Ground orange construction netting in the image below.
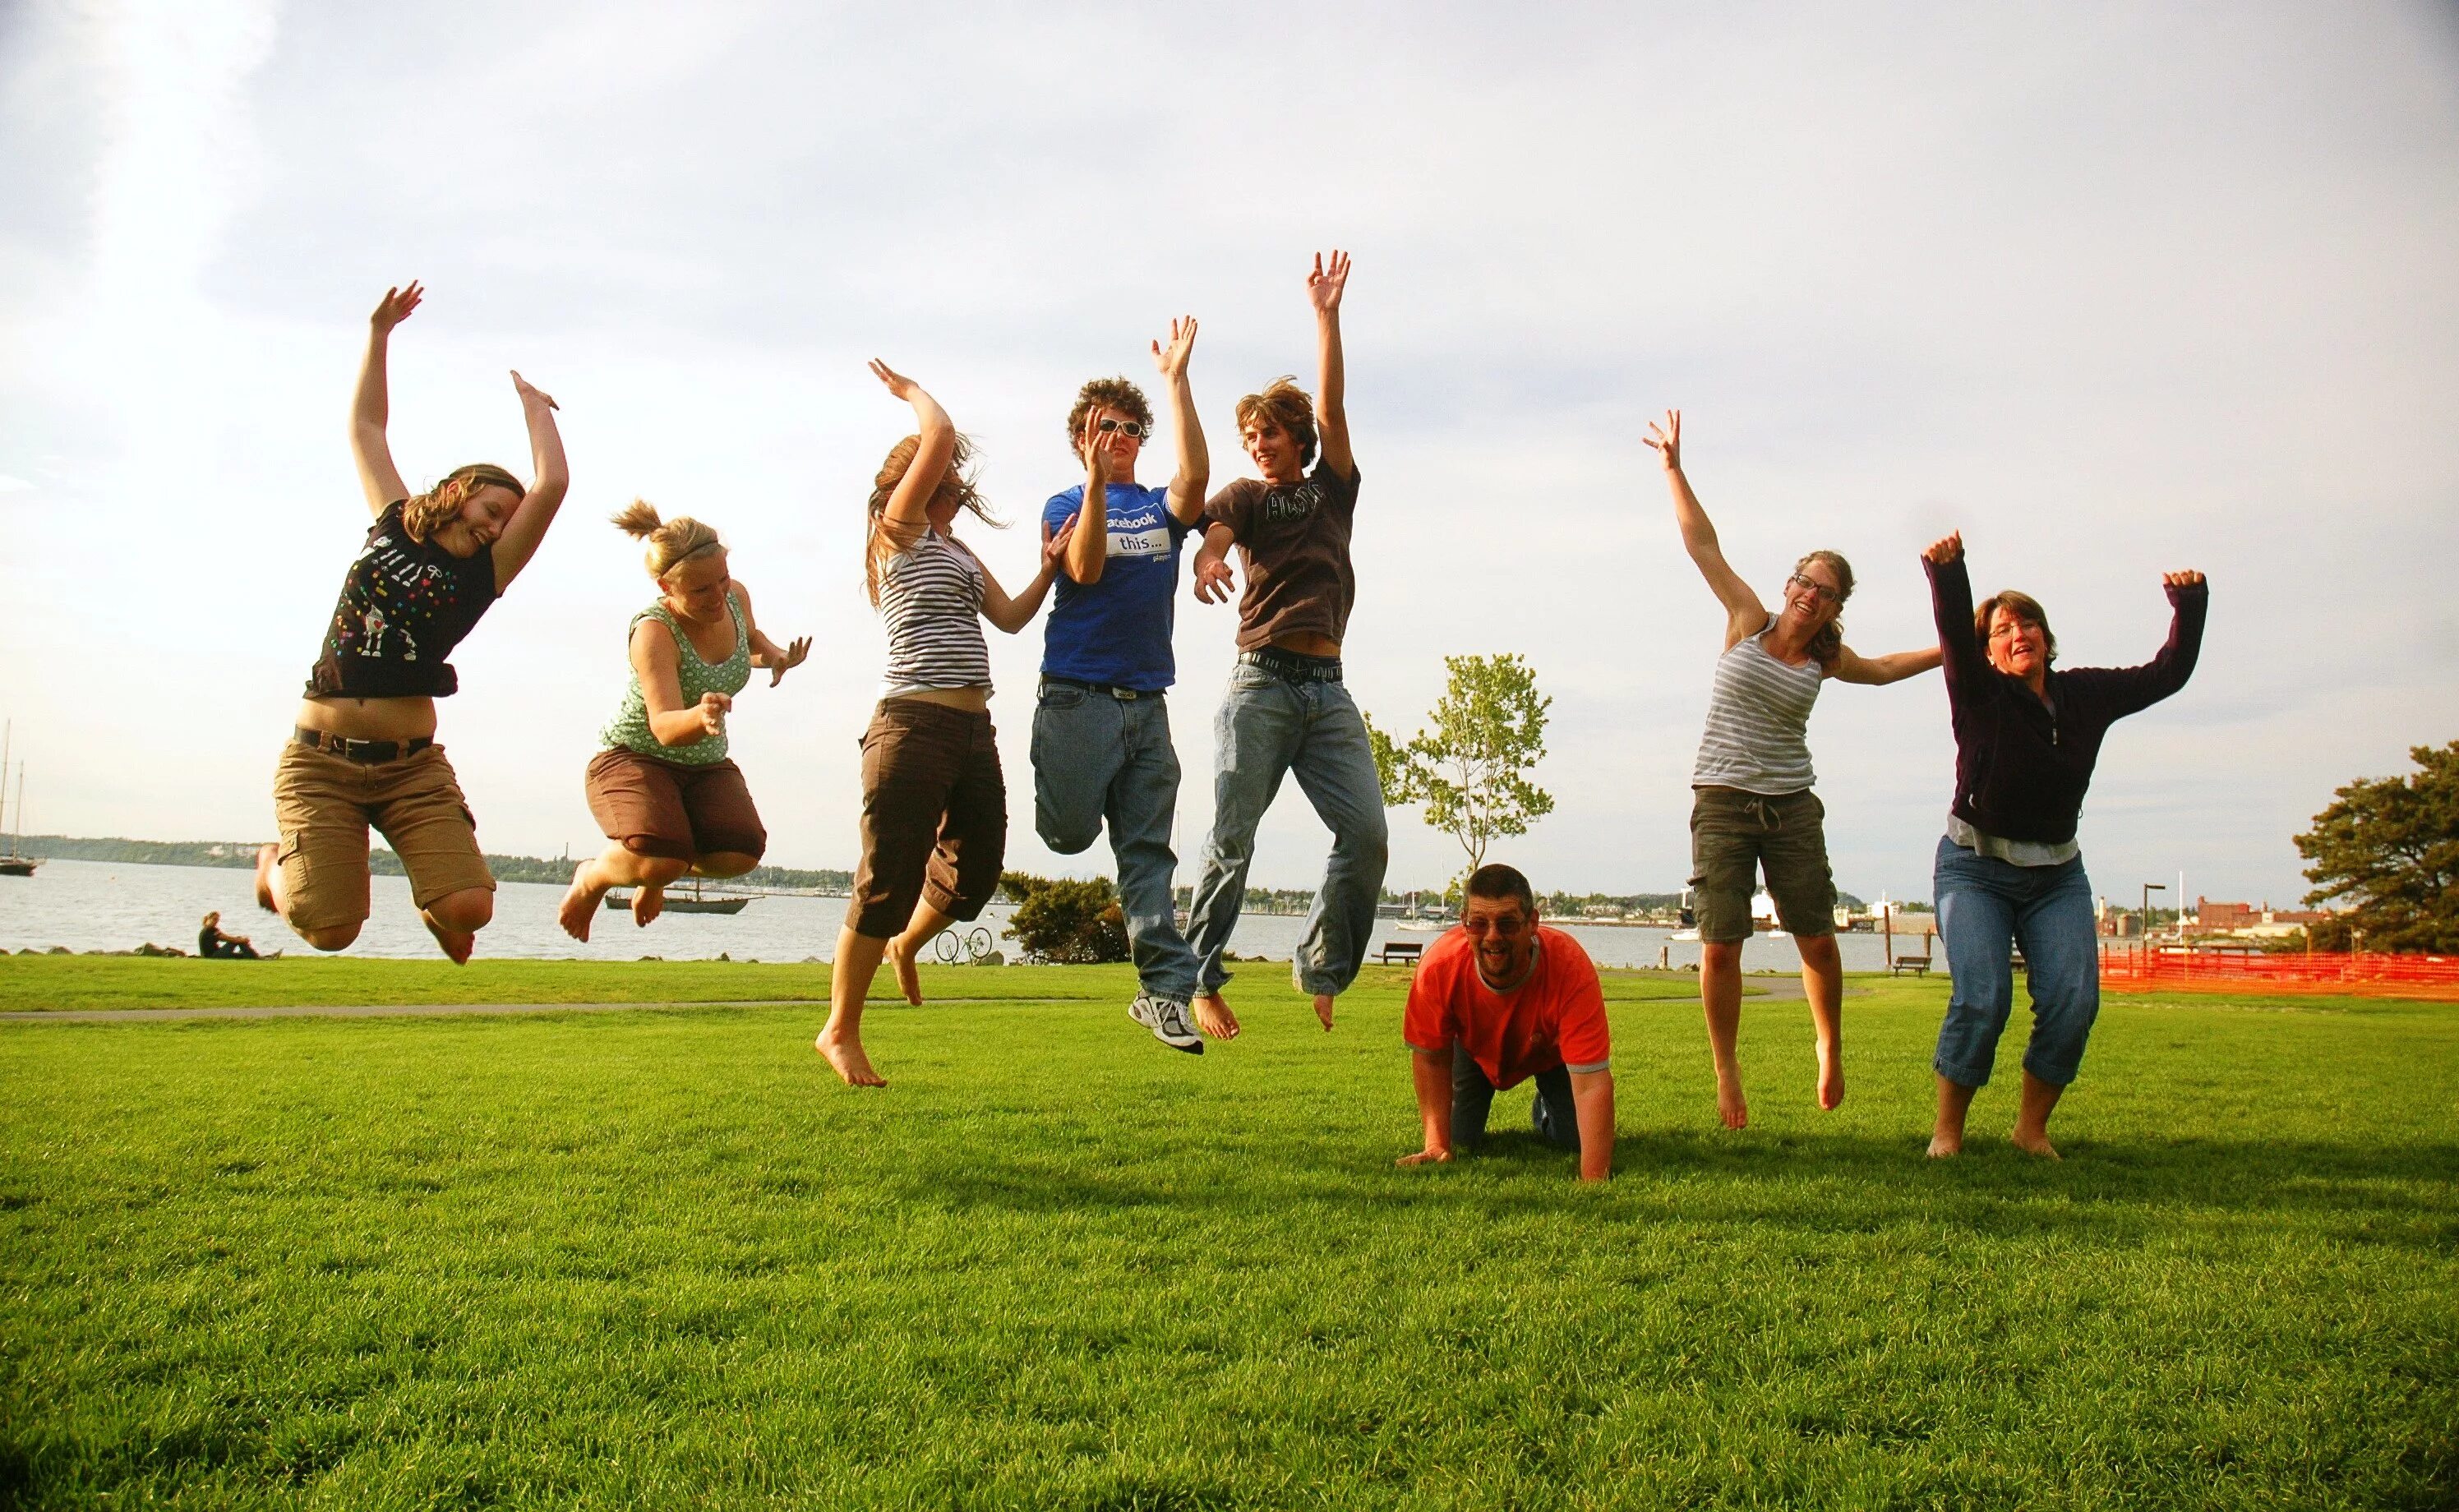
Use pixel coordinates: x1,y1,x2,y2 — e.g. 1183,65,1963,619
2098,945,2459,1000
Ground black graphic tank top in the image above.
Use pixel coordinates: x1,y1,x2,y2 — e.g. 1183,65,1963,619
303,500,501,698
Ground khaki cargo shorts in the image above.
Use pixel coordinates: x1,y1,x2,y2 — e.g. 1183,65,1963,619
272,740,495,933
1689,786,1837,943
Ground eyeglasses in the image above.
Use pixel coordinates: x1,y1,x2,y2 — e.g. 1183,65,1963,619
1096,418,1149,439
1987,619,2041,641
1788,573,1841,605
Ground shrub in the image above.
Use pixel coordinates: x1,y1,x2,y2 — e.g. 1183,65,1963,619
998,873,1130,964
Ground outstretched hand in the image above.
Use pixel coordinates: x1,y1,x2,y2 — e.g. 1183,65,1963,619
371,282,423,332
1306,250,1351,315
1193,553,1235,604
868,359,922,402
2162,569,2207,590
1151,316,1198,380
1643,409,1682,471
767,635,812,687
1923,532,1964,566
510,370,557,411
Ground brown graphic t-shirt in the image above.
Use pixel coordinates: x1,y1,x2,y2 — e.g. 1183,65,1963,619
1201,462,1361,652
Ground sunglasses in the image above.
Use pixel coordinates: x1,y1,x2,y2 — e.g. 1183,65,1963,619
1788,573,1842,606
1095,417,1150,439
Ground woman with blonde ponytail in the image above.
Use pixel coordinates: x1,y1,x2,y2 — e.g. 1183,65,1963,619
556,501,810,940
1645,410,1941,1130
254,282,568,962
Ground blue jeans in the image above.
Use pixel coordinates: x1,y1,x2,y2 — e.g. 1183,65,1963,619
1030,681,1198,1003
1185,665,1389,997
1932,835,2101,1088
1452,1045,1580,1153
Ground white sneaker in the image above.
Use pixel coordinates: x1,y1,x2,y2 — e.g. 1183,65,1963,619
1129,993,1204,1054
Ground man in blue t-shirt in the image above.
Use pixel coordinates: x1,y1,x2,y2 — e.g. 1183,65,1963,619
1036,318,1211,1053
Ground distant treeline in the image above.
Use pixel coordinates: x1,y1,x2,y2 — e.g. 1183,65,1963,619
15,835,855,894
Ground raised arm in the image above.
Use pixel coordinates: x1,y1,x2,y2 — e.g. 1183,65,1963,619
350,283,420,515
488,371,568,592
631,620,731,749
1922,532,1988,708
869,360,957,536
1828,643,1944,686
976,519,1077,634
1063,409,1110,586
1154,316,1210,524
1644,410,1766,646
2092,571,2210,717
732,582,810,688
1307,251,1354,482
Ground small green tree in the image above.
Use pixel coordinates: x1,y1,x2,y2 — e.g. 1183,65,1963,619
2295,740,2459,953
1368,653,1555,883
998,872,1131,964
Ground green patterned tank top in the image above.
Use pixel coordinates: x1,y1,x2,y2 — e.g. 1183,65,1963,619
600,592,752,765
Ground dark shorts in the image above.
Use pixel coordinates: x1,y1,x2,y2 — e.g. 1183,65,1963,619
848,699,1007,938
584,749,767,863
1689,786,1837,943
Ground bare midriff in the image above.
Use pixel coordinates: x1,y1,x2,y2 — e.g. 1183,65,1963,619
296,694,439,743
1272,632,1341,658
885,685,990,713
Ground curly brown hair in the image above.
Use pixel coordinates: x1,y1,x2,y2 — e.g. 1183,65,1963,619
865,432,1003,606
1064,377,1154,460
401,463,522,548
1234,377,1317,468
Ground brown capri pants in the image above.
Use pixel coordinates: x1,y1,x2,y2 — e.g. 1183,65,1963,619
849,698,1007,938
584,749,768,863
272,740,496,934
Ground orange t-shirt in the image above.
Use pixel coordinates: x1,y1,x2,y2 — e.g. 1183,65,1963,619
1402,924,1612,1089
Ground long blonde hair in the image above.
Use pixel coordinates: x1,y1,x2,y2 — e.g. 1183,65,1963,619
400,463,521,546
865,432,1001,606
611,499,724,579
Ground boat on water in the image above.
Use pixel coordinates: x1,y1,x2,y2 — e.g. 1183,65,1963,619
604,877,754,915
0,724,36,878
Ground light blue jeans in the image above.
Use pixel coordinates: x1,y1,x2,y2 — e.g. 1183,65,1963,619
1186,664,1389,997
1932,835,2101,1088
1030,681,1199,1004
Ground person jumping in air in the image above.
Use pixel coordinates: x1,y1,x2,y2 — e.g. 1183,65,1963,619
1645,410,1940,1129
1184,251,1386,1038
1032,319,1212,1053
255,283,568,962
818,362,1075,1087
1921,531,2206,1159
557,503,810,941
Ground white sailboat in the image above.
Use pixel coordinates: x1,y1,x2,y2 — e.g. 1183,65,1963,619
0,723,36,878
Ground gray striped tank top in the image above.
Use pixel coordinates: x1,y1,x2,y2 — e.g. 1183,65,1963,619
877,526,992,698
1691,619,1824,794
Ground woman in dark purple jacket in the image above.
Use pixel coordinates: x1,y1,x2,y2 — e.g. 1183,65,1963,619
1920,531,2207,1159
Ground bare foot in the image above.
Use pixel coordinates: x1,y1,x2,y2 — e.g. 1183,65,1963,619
1313,993,1336,1031
1714,1067,1749,1130
887,935,924,1006
814,1029,886,1087
557,872,605,943
630,884,666,929
422,912,476,966
1815,1042,1845,1112
254,843,279,914
2010,1128,2062,1160
1926,1130,1963,1159
1194,993,1240,1040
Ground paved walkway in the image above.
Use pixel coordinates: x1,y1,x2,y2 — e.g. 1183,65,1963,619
0,998,1079,1024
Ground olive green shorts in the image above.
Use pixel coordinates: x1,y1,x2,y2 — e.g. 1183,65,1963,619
1688,786,1837,944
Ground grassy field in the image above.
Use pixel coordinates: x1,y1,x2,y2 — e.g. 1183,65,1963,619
1,961,2452,1509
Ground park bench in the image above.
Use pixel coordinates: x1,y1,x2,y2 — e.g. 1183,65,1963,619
1377,939,1424,966
1891,932,1935,977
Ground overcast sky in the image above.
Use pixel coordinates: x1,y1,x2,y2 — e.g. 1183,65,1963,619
2,0,2455,908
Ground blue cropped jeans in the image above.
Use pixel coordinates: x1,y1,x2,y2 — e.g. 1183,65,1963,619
1185,662,1389,998
1030,681,1199,1005
1931,835,2101,1089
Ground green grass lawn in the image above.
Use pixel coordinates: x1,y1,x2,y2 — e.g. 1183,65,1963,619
1,961,2452,1509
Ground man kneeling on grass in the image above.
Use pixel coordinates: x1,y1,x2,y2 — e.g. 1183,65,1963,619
1398,864,1616,1182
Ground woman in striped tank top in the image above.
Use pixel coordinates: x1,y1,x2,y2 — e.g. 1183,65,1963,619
816,362,1076,1088
1647,411,1941,1130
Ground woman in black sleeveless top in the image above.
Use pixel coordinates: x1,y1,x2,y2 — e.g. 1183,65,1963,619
253,283,569,961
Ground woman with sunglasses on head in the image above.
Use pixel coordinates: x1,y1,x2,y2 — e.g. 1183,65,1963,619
1920,530,2206,1159
253,283,568,962
1646,411,1940,1130
556,502,810,943
815,361,1076,1088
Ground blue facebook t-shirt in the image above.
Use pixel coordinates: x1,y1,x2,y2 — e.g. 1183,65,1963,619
1040,482,1190,692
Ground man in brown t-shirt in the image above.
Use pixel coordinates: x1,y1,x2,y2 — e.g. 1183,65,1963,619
1183,251,1388,1040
